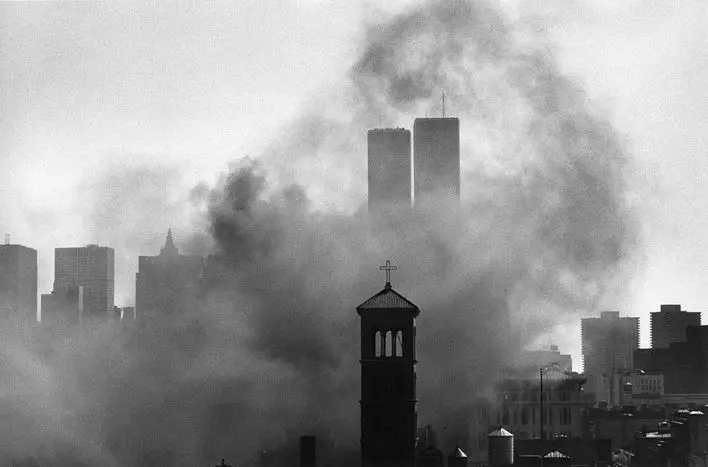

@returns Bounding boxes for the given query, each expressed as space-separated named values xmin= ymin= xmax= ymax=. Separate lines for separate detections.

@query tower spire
xmin=160 ymin=228 xmax=179 ymax=257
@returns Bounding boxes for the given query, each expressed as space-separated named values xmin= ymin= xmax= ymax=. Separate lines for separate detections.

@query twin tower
xmin=368 ymin=117 xmax=460 ymax=212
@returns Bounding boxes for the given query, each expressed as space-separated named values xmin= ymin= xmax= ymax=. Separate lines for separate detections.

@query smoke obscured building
xmin=135 ymin=230 xmax=203 ymax=318
xmin=41 ymin=284 xmax=85 ymax=328
xmin=368 ymin=128 xmax=412 ymax=213
xmin=0 ymin=243 xmax=37 ymax=324
xmin=581 ymin=311 xmax=639 ymax=405
xmin=54 ymin=244 xmax=114 ymax=320
xmin=516 ymin=345 xmax=573 ymax=374
xmin=650 ymin=304 xmax=701 ymax=349
xmin=413 ymin=118 xmax=460 ymax=206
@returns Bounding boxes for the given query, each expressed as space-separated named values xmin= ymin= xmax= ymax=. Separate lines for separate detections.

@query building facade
xmin=413 ymin=118 xmax=460 ymax=206
xmin=54 ymin=245 xmax=114 ymax=320
xmin=650 ymin=304 xmax=701 ymax=349
xmin=0 ymin=243 xmax=37 ymax=324
xmin=135 ymin=230 xmax=203 ymax=318
xmin=516 ymin=345 xmax=573 ymax=374
xmin=41 ymin=284 xmax=85 ymax=328
xmin=367 ymin=128 xmax=412 ymax=213
xmin=357 ymin=273 xmax=420 ymax=467
xmin=581 ymin=311 xmax=639 ymax=405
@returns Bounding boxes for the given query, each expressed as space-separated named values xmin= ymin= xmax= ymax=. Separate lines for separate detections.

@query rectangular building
xmin=41 ymin=284 xmax=85 ymax=327
xmin=413 ymin=118 xmax=460 ymax=206
xmin=367 ymin=128 xmax=412 ymax=213
xmin=650 ymin=304 xmax=701 ymax=349
xmin=582 ymin=311 xmax=640 ymax=405
xmin=54 ymin=245 xmax=114 ymax=320
xmin=0 ymin=243 xmax=37 ymax=324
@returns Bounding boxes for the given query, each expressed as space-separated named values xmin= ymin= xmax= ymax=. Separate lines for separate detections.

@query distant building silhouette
xmin=135 ymin=229 xmax=202 ymax=318
xmin=413 ymin=118 xmax=460 ymax=206
xmin=54 ymin=244 xmax=114 ymax=321
xmin=635 ymin=325 xmax=708 ymax=394
xmin=516 ymin=345 xmax=573 ymax=374
xmin=650 ymin=304 xmax=700 ymax=349
xmin=0 ymin=243 xmax=37 ymax=324
xmin=581 ymin=311 xmax=639 ymax=406
xmin=357 ymin=261 xmax=419 ymax=467
xmin=367 ymin=128 xmax=412 ymax=213
xmin=41 ymin=284 xmax=85 ymax=328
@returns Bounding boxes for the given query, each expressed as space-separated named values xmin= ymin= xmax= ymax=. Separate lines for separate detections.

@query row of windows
xmin=499 ymin=390 xmax=572 ymax=402
xmin=499 ymin=406 xmax=573 ymax=426
xmin=374 ymin=330 xmax=404 ymax=357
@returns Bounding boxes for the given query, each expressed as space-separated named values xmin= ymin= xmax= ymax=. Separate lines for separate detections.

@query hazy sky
xmin=1 ymin=0 xmax=707 ymax=365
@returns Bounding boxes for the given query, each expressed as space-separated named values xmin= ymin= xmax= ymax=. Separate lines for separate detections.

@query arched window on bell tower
xmin=375 ymin=331 xmax=382 ymax=357
xmin=395 ymin=330 xmax=403 ymax=357
xmin=385 ymin=330 xmax=393 ymax=357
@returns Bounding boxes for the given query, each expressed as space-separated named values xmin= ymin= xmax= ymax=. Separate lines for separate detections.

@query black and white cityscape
xmin=1 ymin=1 xmax=708 ymax=466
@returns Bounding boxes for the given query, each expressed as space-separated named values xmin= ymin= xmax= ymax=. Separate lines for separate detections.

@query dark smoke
xmin=1 ymin=0 xmax=638 ymax=465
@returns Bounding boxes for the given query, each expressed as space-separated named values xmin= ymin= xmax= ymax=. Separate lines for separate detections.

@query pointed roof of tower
xmin=356 ymin=283 xmax=420 ymax=314
xmin=160 ymin=228 xmax=179 ymax=257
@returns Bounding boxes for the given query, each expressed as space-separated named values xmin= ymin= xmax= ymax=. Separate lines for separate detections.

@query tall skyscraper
xmin=0 ymin=243 xmax=37 ymax=324
xmin=413 ymin=117 xmax=460 ymax=206
xmin=367 ymin=128 xmax=412 ymax=213
xmin=54 ymin=244 xmax=114 ymax=320
xmin=581 ymin=311 xmax=639 ymax=405
xmin=135 ymin=229 xmax=203 ymax=318
xmin=357 ymin=261 xmax=419 ymax=467
xmin=650 ymin=304 xmax=701 ymax=349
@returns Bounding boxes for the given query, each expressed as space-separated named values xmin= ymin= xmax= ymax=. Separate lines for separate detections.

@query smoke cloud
xmin=1 ymin=0 xmax=638 ymax=465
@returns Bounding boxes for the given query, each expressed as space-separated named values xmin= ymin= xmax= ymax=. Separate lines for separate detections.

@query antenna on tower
xmin=442 ymin=92 xmax=446 ymax=118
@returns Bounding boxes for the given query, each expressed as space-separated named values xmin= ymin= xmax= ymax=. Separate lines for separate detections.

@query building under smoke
xmin=413 ymin=118 xmax=460 ymax=206
xmin=367 ymin=128 xmax=412 ymax=213
xmin=357 ymin=263 xmax=419 ymax=467
xmin=41 ymin=284 xmax=85 ymax=328
xmin=54 ymin=244 xmax=114 ymax=321
xmin=0 ymin=243 xmax=37 ymax=325
xmin=135 ymin=229 xmax=203 ymax=318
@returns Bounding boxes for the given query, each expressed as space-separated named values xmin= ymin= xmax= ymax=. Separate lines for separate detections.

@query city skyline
xmin=1 ymin=0 xmax=708 ymax=465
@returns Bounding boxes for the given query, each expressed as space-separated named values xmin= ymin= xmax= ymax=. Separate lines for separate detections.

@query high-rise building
xmin=135 ymin=229 xmax=203 ymax=318
xmin=413 ymin=118 xmax=460 ymax=206
xmin=357 ymin=263 xmax=419 ymax=467
xmin=650 ymin=304 xmax=701 ymax=349
xmin=367 ymin=128 xmax=412 ymax=213
xmin=581 ymin=311 xmax=639 ymax=405
xmin=0 ymin=243 xmax=38 ymax=324
xmin=54 ymin=244 xmax=114 ymax=320
xmin=516 ymin=344 xmax=573 ymax=373
xmin=41 ymin=284 xmax=85 ymax=328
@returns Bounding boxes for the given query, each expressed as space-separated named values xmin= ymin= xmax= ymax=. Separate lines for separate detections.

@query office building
xmin=54 ymin=244 xmax=114 ymax=320
xmin=581 ymin=311 xmax=639 ymax=405
xmin=413 ymin=118 xmax=460 ymax=205
xmin=367 ymin=128 xmax=412 ymax=213
xmin=650 ymin=304 xmax=701 ymax=349
xmin=135 ymin=230 xmax=202 ymax=318
xmin=41 ymin=284 xmax=85 ymax=327
xmin=516 ymin=345 xmax=573 ymax=373
xmin=0 ymin=243 xmax=37 ymax=324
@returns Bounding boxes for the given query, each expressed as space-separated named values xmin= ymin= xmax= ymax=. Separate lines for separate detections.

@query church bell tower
xmin=357 ymin=261 xmax=420 ymax=467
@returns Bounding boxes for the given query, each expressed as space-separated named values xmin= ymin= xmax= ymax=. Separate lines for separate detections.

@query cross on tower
xmin=379 ymin=260 xmax=398 ymax=286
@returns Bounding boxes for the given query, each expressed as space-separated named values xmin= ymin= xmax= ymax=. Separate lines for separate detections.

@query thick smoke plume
xmin=0 ymin=0 xmax=638 ymax=465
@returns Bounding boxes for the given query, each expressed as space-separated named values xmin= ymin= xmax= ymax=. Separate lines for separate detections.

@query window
xmin=385 ymin=331 xmax=393 ymax=357
xmin=375 ymin=331 xmax=382 ymax=357
xmin=395 ymin=331 xmax=403 ymax=357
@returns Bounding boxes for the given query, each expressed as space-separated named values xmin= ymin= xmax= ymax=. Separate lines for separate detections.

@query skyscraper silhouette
xmin=357 ymin=261 xmax=419 ymax=467
xmin=413 ymin=118 xmax=460 ymax=206
xmin=367 ymin=128 xmax=412 ymax=213
xmin=0 ymin=243 xmax=37 ymax=324
xmin=54 ymin=244 xmax=114 ymax=321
